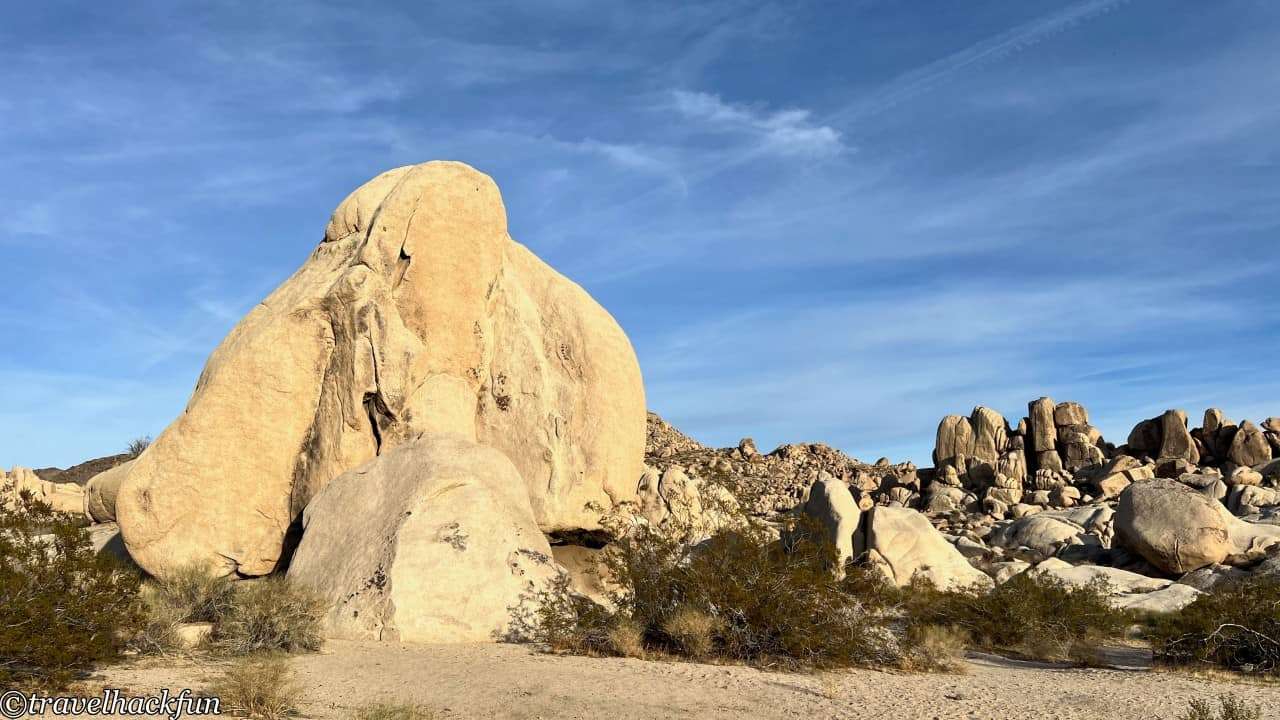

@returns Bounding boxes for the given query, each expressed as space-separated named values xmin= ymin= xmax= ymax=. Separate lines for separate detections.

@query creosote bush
xmin=1149 ymin=578 xmax=1280 ymax=676
xmin=901 ymin=570 xmax=1126 ymax=663
xmin=0 ymin=482 xmax=142 ymax=689
xmin=536 ymin=516 xmax=906 ymax=670
xmin=212 ymin=653 xmax=301 ymax=720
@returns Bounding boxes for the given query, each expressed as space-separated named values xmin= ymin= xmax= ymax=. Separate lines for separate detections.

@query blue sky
xmin=3 ymin=0 xmax=1279 ymax=469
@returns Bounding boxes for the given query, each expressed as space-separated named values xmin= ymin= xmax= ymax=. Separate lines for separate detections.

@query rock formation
xmin=116 ymin=161 xmax=646 ymax=579
xmin=858 ymin=506 xmax=992 ymax=590
xmin=2 ymin=466 xmax=84 ymax=515
xmin=286 ymin=434 xmax=559 ymax=643
xmin=83 ymin=459 xmax=135 ymax=523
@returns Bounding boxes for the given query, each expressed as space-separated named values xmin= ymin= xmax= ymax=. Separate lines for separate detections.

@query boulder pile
xmin=647 ymin=395 xmax=1280 ymax=614
xmin=645 ymin=412 xmax=916 ymax=516
xmin=1 ymin=466 xmax=85 ymax=515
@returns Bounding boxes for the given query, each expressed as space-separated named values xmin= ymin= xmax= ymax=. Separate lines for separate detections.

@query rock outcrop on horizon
xmin=115 ymin=161 xmax=646 ymax=580
xmin=1 ymin=466 xmax=84 ymax=515
xmin=643 ymin=392 xmax=1280 ymax=608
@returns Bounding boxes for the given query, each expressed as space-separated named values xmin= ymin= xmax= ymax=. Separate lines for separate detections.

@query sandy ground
xmin=77 ymin=640 xmax=1277 ymax=720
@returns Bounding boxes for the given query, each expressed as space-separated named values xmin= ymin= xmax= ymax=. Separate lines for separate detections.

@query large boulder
xmin=858 ymin=506 xmax=992 ymax=590
xmin=970 ymin=407 xmax=1008 ymax=467
xmin=1158 ymin=409 xmax=1199 ymax=464
xmin=797 ymin=476 xmax=861 ymax=572
xmin=988 ymin=515 xmax=1086 ymax=557
xmin=117 ymin=162 xmax=646 ymax=579
xmin=286 ymin=433 xmax=560 ymax=643
xmin=933 ymin=415 xmax=974 ymax=467
xmin=83 ymin=459 xmax=136 ymax=523
xmin=1228 ymin=420 xmax=1273 ymax=468
xmin=1027 ymin=397 xmax=1057 ymax=453
xmin=1115 ymin=479 xmax=1229 ymax=574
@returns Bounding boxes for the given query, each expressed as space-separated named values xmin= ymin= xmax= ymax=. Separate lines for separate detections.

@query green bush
xmin=905 ymin=570 xmax=1126 ymax=663
xmin=1180 ymin=695 xmax=1262 ymax=720
xmin=213 ymin=576 xmax=325 ymax=655
xmin=536 ymin=518 xmax=904 ymax=670
xmin=0 ymin=482 xmax=142 ymax=688
xmin=1150 ymin=578 xmax=1280 ymax=675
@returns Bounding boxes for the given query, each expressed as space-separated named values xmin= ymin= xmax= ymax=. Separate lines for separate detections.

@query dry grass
xmin=214 ymin=576 xmax=325 ymax=655
xmin=212 ymin=654 xmax=301 ymax=720
xmin=348 ymin=703 xmax=438 ymax=720
xmin=1180 ymin=694 xmax=1262 ymax=720
xmin=607 ymin=618 xmax=647 ymax=659
xmin=904 ymin=625 xmax=969 ymax=672
xmin=662 ymin=607 xmax=719 ymax=659
xmin=147 ymin=562 xmax=235 ymax=623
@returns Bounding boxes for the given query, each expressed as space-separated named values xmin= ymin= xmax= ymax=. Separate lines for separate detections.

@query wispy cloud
xmin=671 ymin=90 xmax=846 ymax=158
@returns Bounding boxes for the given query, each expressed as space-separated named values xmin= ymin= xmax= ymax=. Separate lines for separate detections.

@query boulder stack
xmin=115 ymin=161 xmax=647 ymax=580
xmin=1 ymin=466 xmax=84 ymax=515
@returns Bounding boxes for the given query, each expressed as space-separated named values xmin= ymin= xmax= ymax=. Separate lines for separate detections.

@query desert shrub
xmin=131 ymin=586 xmax=189 ymax=655
xmin=126 ymin=436 xmax=152 ymax=458
xmin=1180 ymin=695 xmax=1262 ymax=720
xmin=537 ymin=518 xmax=903 ymax=670
xmin=212 ymin=654 xmax=300 ymax=720
xmin=349 ymin=703 xmax=437 ymax=720
xmin=606 ymin=617 xmax=647 ymax=658
xmin=662 ymin=607 xmax=719 ymax=658
xmin=1150 ymin=578 xmax=1280 ymax=675
xmin=147 ymin=561 xmax=236 ymax=622
xmin=902 ymin=624 xmax=970 ymax=672
xmin=905 ymin=570 xmax=1125 ymax=662
xmin=0 ymin=482 xmax=142 ymax=688
xmin=213 ymin=575 xmax=325 ymax=655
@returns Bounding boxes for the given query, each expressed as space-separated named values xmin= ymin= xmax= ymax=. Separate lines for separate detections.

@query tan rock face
xmin=1115 ymin=479 xmax=1230 ymax=574
xmin=83 ymin=459 xmax=135 ymax=523
xmin=2 ymin=466 xmax=84 ymax=515
xmin=117 ymin=162 xmax=646 ymax=579
xmin=286 ymin=433 xmax=560 ymax=643
xmin=797 ymin=477 xmax=861 ymax=574
xmin=858 ymin=506 xmax=992 ymax=591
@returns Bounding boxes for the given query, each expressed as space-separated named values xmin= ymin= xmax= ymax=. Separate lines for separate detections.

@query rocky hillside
xmin=35 ymin=452 xmax=132 ymax=486
xmin=645 ymin=411 xmax=917 ymax=516
xmin=646 ymin=400 xmax=1280 ymax=612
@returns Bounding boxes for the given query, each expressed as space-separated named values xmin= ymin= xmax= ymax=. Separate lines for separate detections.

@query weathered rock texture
xmin=2 ymin=466 xmax=84 ymax=515
xmin=1115 ymin=479 xmax=1232 ymax=574
xmin=644 ymin=414 xmax=913 ymax=516
xmin=286 ymin=433 xmax=560 ymax=643
xmin=117 ymin=162 xmax=646 ymax=579
xmin=83 ymin=459 xmax=135 ymax=523
xmin=858 ymin=506 xmax=992 ymax=590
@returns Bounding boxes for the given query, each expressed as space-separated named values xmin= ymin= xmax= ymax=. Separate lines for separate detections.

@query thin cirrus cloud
xmin=670 ymin=90 xmax=846 ymax=159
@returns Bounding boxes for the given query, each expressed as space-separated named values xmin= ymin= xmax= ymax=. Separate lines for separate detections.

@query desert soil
xmin=75 ymin=640 xmax=1277 ymax=720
